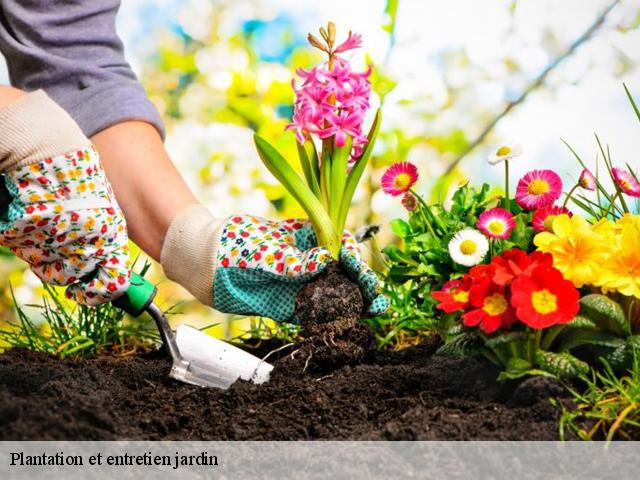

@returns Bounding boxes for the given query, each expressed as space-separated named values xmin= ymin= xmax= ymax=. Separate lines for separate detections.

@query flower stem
xmin=504 ymin=160 xmax=510 ymax=212
xmin=603 ymin=190 xmax=621 ymax=218
xmin=562 ymin=183 xmax=579 ymax=210
xmin=409 ymin=188 xmax=438 ymax=237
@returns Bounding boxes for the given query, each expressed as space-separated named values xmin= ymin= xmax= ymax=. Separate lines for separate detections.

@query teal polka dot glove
xmin=161 ymin=207 xmax=389 ymax=323
xmin=340 ymin=231 xmax=390 ymax=317
xmin=212 ymin=215 xmax=332 ymax=323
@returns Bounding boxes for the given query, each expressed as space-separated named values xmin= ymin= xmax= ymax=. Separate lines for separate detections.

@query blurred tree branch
xmin=444 ymin=0 xmax=622 ymax=175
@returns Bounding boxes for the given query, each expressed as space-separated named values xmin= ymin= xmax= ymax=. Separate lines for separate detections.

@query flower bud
xmin=307 ymin=33 xmax=329 ymax=52
xmin=328 ymin=22 xmax=336 ymax=45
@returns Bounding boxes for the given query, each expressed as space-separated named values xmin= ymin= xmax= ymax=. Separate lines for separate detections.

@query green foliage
xmin=535 ymin=350 xmax=590 ymax=379
xmin=378 ymin=181 xmax=535 ymax=347
xmin=552 ymin=295 xmax=640 ymax=373
xmin=364 ymin=278 xmax=439 ymax=349
xmin=556 ymin=354 xmax=640 ymax=441
xmin=0 ymin=284 xmax=158 ymax=358
xmin=579 ymin=294 xmax=630 ymax=335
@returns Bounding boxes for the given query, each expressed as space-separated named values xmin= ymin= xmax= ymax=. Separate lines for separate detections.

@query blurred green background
xmin=1 ymin=0 xmax=639 ymax=340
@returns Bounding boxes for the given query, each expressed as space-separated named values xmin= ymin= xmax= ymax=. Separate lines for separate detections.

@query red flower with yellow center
xmin=461 ymin=268 xmax=515 ymax=334
xmin=492 ymin=248 xmax=553 ymax=286
xmin=510 ymin=264 xmax=579 ymax=329
xmin=432 ymin=276 xmax=472 ymax=313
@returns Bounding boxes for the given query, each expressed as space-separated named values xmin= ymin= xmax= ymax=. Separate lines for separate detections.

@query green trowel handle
xmin=113 ymin=272 xmax=157 ymax=318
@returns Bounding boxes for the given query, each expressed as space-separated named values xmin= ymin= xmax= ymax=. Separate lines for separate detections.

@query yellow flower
xmin=598 ymin=222 xmax=640 ymax=298
xmin=534 ymin=214 xmax=610 ymax=288
xmin=28 ymin=194 xmax=42 ymax=202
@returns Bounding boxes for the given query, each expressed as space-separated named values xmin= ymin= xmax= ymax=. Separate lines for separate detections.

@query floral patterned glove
xmin=0 ymin=91 xmax=131 ymax=305
xmin=161 ymin=207 xmax=388 ymax=323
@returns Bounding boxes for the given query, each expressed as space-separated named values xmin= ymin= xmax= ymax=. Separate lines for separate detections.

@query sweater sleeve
xmin=0 ymin=0 xmax=165 ymax=138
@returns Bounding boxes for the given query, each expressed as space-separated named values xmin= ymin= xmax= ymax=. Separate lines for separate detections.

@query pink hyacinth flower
xmin=320 ymin=110 xmax=364 ymax=147
xmin=338 ymin=76 xmax=371 ymax=112
xmin=532 ymin=205 xmax=572 ymax=233
xmin=381 ymin=162 xmax=419 ymax=196
xmin=334 ymin=31 xmax=363 ymax=54
xmin=295 ymin=66 xmax=326 ymax=86
xmin=515 ymin=169 xmax=563 ymax=210
xmin=477 ymin=207 xmax=515 ymax=240
xmin=612 ymin=167 xmax=640 ymax=197
xmin=578 ymin=168 xmax=596 ymax=191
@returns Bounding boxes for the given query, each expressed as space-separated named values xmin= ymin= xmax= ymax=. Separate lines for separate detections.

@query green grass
xmin=556 ymin=354 xmax=640 ymax=441
xmin=0 ymin=283 xmax=159 ymax=358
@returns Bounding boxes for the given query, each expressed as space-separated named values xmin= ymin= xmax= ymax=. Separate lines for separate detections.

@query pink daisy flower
xmin=612 ymin=167 xmax=640 ymax=197
xmin=515 ymin=170 xmax=563 ymax=210
xmin=477 ymin=208 xmax=515 ymax=239
xmin=381 ymin=162 xmax=419 ymax=196
xmin=578 ymin=168 xmax=596 ymax=191
xmin=532 ymin=205 xmax=573 ymax=233
xmin=401 ymin=192 xmax=418 ymax=212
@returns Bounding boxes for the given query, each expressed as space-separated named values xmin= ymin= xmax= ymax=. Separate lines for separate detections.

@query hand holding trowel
xmin=113 ymin=273 xmax=273 ymax=389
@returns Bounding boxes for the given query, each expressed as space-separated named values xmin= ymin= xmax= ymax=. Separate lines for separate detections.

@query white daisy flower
xmin=488 ymin=143 xmax=523 ymax=165
xmin=448 ymin=228 xmax=489 ymax=267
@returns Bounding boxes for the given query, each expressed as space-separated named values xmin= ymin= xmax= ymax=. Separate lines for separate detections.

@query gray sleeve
xmin=0 ymin=0 xmax=165 ymax=138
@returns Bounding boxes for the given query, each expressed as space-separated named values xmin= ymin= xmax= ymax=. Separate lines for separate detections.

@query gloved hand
xmin=161 ymin=207 xmax=389 ymax=323
xmin=0 ymin=90 xmax=131 ymax=305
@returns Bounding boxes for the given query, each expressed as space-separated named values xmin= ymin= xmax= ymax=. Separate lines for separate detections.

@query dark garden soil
xmin=0 ymin=337 xmax=576 ymax=440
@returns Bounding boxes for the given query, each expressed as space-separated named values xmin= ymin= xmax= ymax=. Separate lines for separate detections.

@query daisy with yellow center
xmin=381 ymin=162 xmax=419 ymax=197
xmin=515 ymin=169 xmax=563 ymax=210
xmin=488 ymin=143 xmax=523 ymax=165
xmin=477 ymin=207 xmax=515 ymax=240
xmin=448 ymin=228 xmax=489 ymax=267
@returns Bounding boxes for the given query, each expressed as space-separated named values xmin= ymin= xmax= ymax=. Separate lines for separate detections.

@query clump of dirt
xmin=0 ymin=341 xmax=582 ymax=441
xmin=295 ymin=262 xmax=363 ymax=327
xmin=294 ymin=262 xmax=372 ymax=372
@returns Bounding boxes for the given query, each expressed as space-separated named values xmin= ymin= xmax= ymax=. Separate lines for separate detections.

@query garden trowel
xmin=113 ymin=273 xmax=273 ymax=389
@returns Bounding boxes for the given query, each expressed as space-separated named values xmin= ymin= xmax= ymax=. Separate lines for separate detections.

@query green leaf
xmin=383 ymin=0 xmax=399 ymax=34
xmin=254 ymin=134 xmax=339 ymax=257
xmin=337 ymin=109 xmax=382 ymax=232
xmin=505 ymin=356 xmax=533 ymax=372
xmin=535 ymin=351 xmax=590 ymax=379
xmin=623 ymin=83 xmax=640 ymax=125
xmin=382 ymin=244 xmax=416 ymax=265
xmin=579 ymin=294 xmax=630 ymax=336
xmin=497 ymin=368 xmax=556 ymax=382
xmin=296 ymin=140 xmax=321 ymax=198
xmin=437 ymin=332 xmax=485 ymax=358
xmin=329 ymin=136 xmax=353 ymax=226
xmin=485 ymin=331 xmax=528 ymax=349
xmin=600 ymin=344 xmax=630 ymax=371
xmin=566 ymin=315 xmax=597 ymax=329
xmin=558 ymin=329 xmax=625 ymax=352
xmin=390 ymin=218 xmax=411 ymax=238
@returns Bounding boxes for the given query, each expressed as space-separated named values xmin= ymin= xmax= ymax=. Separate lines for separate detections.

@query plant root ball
xmin=294 ymin=262 xmax=374 ymax=373
xmin=295 ymin=262 xmax=363 ymax=327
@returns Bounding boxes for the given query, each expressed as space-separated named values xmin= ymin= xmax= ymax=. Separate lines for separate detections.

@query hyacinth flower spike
xmin=254 ymin=22 xmax=381 ymax=259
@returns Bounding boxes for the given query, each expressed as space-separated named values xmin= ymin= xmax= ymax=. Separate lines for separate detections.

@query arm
xmin=0 ymin=1 xmax=198 ymax=260
xmin=0 ymin=3 xmax=388 ymax=319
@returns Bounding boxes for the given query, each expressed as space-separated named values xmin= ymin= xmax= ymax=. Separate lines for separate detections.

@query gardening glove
xmin=0 ymin=90 xmax=131 ymax=305
xmin=160 ymin=206 xmax=388 ymax=323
